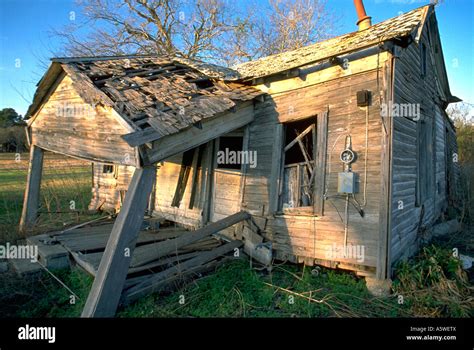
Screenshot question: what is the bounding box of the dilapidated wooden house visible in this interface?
[21,3,460,316]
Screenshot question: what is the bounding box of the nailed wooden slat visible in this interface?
[314,110,329,215]
[19,145,44,232]
[122,240,242,304]
[130,210,250,267]
[81,166,156,318]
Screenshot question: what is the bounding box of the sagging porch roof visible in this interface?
[26,55,263,150]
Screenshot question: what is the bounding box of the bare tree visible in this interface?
[447,102,473,126]
[245,0,336,61]
[53,0,245,60]
[52,0,336,65]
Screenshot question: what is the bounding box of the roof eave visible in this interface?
[25,62,64,122]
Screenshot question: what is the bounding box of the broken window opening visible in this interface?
[279,118,317,210]
[217,136,244,170]
[103,165,114,174]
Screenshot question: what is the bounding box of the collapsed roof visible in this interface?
[26,56,262,142]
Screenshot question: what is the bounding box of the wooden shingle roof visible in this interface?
[233,5,430,80]
[27,56,261,141]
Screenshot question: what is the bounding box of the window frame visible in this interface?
[102,164,114,175]
[275,110,328,216]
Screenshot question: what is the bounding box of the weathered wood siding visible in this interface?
[153,152,206,228]
[30,74,138,166]
[90,152,209,227]
[89,164,135,212]
[211,169,243,222]
[242,53,390,273]
[390,28,451,265]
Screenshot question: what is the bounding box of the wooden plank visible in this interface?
[209,137,219,223]
[252,50,390,96]
[143,103,255,164]
[56,228,187,253]
[377,57,394,280]
[212,168,243,223]
[171,150,194,207]
[131,237,220,268]
[73,250,203,277]
[239,125,250,212]
[200,142,214,224]
[130,210,250,267]
[296,139,313,178]
[189,145,204,209]
[283,124,313,152]
[122,255,234,297]
[122,240,242,304]
[269,124,284,213]
[19,145,44,232]
[81,166,156,318]
[71,251,98,276]
[314,110,328,215]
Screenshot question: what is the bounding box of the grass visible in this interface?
[118,259,408,318]
[0,267,93,318]
[0,152,472,318]
[392,243,474,317]
[2,249,470,318]
[0,152,95,244]
[0,259,407,318]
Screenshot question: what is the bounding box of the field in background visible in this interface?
[0,152,96,244]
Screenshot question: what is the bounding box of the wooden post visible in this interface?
[314,110,328,215]
[19,145,44,232]
[377,57,394,280]
[269,124,284,213]
[81,166,156,317]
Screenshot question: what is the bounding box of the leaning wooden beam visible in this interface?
[283,124,313,152]
[130,210,250,268]
[58,215,113,235]
[122,102,255,164]
[123,256,234,300]
[81,166,156,318]
[72,250,202,278]
[171,149,195,207]
[19,145,44,232]
[146,104,254,164]
[313,110,329,215]
[122,240,243,304]
[296,138,314,176]
[188,145,205,209]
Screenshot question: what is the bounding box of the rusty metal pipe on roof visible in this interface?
[353,0,372,31]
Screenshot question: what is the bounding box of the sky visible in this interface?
[0,0,473,116]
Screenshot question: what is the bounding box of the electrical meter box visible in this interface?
[338,172,358,194]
